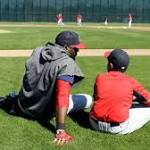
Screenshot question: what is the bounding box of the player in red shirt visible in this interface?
[56,13,64,26]
[90,49,150,134]
[128,13,133,28]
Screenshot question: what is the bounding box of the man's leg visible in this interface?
[67,94,92,114]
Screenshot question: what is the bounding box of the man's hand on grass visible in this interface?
[53,129,74,146]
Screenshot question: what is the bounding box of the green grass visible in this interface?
[0,23,150,49]
[0,56,150,150]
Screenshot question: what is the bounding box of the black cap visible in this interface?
[55,31,86,49]
[106,49,129,71]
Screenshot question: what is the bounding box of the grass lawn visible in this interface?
[0,56,150,150]
[0,23,149,49]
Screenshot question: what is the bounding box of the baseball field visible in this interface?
[0,23,150,150]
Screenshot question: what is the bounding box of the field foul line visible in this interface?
[0,49,150,57]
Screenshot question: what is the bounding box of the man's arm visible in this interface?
[54,79,74,145]
[55,79,71,129]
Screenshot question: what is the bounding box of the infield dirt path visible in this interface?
[0,49,150,57]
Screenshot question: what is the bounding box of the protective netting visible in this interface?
[0,0,149,23]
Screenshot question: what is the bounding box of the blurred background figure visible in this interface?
[128,13,133,28]
[56,13,65,26]
[76,13,82,26]
[104,16,108,25]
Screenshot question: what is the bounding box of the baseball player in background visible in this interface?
[0,31,92,146]
[128,13,133,28]
[76,13,82,26]
[89,49,150,134]
[104,16,108,25]
[56,13,64,26]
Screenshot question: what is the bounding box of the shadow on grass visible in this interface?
[69,110,91,129]
[37,119,56,133]
[5,110,56,133]
[0,99,56,134]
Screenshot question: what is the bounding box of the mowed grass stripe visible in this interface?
[0,24,149,49]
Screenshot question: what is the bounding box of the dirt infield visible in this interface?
[0,29,15,33]
[0,49,150,57]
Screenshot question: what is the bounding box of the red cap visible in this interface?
[104,51,111,58]
[70,43,86,49]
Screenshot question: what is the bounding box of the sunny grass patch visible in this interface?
[0,24,150,49]
[0,56,150,150]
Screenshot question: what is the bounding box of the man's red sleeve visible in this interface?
[55,79,71,109]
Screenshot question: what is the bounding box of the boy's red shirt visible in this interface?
[90,71,150,123]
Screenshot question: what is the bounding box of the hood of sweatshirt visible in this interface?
[41,42,68,61]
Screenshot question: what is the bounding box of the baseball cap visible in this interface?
[55,31,86,49]
[104,49,129,71]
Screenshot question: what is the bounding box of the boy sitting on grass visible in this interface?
[89,49,150,134]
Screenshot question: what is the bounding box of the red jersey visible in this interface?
[128,14,132,21]
[90,71,150,123]
[77,14,82,20]
[56,14,63,21]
